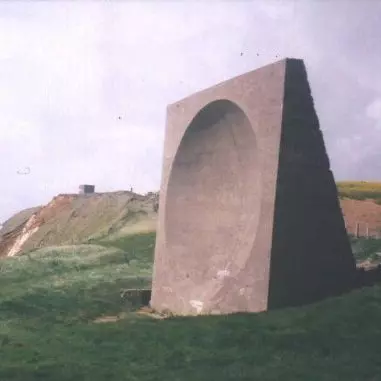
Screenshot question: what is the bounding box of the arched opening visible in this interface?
[165,99,261,282]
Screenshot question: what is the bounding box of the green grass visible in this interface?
[2,232,381,380]
[337,181,381,204]
[350,236,381,264]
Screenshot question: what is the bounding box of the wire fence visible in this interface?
[345,221,381,239]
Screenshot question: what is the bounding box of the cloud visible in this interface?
[366,98,381,122]
[0,0,380,222]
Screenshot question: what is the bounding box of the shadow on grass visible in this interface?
[0,275,152,324]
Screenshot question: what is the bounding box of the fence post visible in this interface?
[366,223,369,239]
[355,222,360,238]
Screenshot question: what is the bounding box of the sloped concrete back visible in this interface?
[150,58,356,315]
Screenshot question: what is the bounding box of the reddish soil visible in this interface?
[29,194,77,229]
[0,191,158,258]
[340,198,381,237]
[0,223,25,258]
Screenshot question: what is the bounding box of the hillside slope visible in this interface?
[1,181,381,259]
[1,185,381,379]
[340,198,381,237]
[337,181,381,237]
[0,206,42,236]
[0,191,158,258]
[1,232,381,380]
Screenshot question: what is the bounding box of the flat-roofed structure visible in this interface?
[79,185,95,195]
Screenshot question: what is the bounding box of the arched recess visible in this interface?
[165,99,261,280]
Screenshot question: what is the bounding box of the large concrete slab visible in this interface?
[150,58,356,315]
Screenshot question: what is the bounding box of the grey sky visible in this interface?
[0,0,380,222]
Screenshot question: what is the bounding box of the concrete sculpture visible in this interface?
[150,58,356,315]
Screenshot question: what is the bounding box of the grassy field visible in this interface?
[337,181,381,204]
[1,232,381,380]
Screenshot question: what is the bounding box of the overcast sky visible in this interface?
[0,0,380,222]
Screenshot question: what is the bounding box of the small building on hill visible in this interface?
[79,184,95,194]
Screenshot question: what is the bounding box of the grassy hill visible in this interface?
[337,181,381,204]
[2,183,381,258]
[1,231,381,380]
[1,184,381,379]
[0,191,158,258]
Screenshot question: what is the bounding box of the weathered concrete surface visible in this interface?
[150,58,356,315]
